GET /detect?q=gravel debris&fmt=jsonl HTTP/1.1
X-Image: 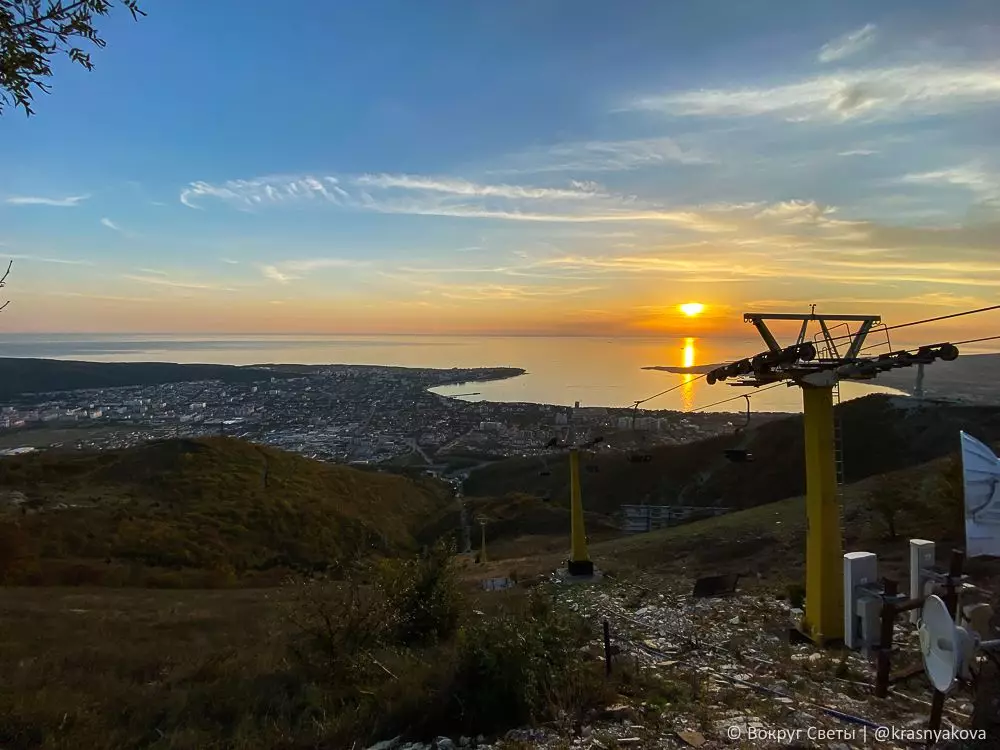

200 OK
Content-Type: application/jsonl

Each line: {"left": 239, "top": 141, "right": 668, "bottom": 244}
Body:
{"left": 366, "top": 573, "right": 976, "bottom": 749}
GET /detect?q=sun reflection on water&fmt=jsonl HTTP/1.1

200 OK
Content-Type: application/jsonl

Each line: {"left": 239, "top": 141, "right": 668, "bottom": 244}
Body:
{"left": 681, "top": 337, "right": 696, "bottom": 410}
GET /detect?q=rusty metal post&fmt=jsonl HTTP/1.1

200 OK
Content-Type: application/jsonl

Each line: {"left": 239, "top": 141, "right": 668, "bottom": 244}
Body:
{"left": 929, "top": 549, "right": 966, "bottom": 732}
{"left": 603, "top": 619, "right": 612, "bottom": 676}
{"left": 875, "top": 578, "right": 898, "bottom": 698}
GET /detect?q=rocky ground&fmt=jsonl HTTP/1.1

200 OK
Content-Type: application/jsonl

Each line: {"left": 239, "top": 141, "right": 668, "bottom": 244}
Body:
{"left": 366, "top": 572, "right": 982, "bottom": 750}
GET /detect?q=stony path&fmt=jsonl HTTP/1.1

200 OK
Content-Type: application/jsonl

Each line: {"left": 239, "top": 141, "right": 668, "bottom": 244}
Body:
{"left": 367, "top": 575, "right": 980, "bottom": 750}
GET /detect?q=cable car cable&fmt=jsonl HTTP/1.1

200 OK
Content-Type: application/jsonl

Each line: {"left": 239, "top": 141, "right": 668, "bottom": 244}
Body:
{"left": 627, "top": 373, "right": 708, "bottom": 408}
{"left": 821, "top": 304, "right": 1000, "bottom": 348}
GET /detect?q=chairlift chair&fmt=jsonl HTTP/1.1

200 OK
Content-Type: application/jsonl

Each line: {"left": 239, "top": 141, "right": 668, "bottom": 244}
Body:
{"left": 724, "top": 395, "right": 755, "bottom": 463}
{"left": 626, "top": 406, "right": 654, "bottom": 464}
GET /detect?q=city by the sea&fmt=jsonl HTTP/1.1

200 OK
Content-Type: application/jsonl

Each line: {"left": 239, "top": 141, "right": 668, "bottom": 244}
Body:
{"left": 0, "top": 332, "right": 931, "bottom": 413}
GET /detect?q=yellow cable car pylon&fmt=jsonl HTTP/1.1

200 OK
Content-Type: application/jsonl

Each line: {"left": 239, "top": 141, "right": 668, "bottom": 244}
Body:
{"left": 706, "top": 310, "right": 960, "bottom": 645}
{"left": 547, "top": 429, "right": 602, "bottom": 577}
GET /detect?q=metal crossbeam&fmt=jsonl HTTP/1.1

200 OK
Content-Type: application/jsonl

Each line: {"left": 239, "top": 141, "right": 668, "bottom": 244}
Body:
{"left": 743, "top": 312, "right": 882, "bottom": 380}
{"left": 744, "top": 313, "right": 882, "bottom": 322}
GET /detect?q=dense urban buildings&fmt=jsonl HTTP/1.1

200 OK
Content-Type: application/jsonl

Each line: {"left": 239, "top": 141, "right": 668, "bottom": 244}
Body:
{"left": 0, "top": 365, "right": 748, "bottom": 465}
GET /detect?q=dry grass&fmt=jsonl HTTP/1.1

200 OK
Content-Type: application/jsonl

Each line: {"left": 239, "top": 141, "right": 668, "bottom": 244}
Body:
{"left": 0, "top": 437, "right": 454, "bottom": 586}
{"left": 0, "top": 587, "right": 297, "bottom": 749}
{"left": 0, "top": 555, "right": 627, "bottom": 750}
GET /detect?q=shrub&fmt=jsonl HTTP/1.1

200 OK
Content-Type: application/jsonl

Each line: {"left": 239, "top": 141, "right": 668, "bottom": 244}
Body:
{"left": 867, "top": 474, "right": 909, "bottom": 539}
{"left": 285, "top": 576, "right": 395, "bottom": 698}
{"left": 448, "top": 589, "right": 596, "bottom": 733}
{"left": 283, "top": 550, "right": 615, "bottom": 744}
{"left": 377, "top": 538, "right": 464, "bottom": 647}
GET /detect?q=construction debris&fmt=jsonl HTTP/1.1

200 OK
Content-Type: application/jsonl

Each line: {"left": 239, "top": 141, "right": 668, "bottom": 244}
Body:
{"left": 366, "top": 574, "right": 978, "bottom": 749}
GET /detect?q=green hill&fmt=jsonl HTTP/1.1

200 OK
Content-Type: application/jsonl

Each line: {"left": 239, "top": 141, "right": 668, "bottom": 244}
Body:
{"left": 0, "top": 437, "right": 454, "bottom": 586}
{"left": 0, "top": 357, "right": 295, "bottom": 400}
{"left": 464, "top": 394, "right": 1000, "bottom": 516}
{"left": 593, "top": 450, "right": 982, "bottom": 590}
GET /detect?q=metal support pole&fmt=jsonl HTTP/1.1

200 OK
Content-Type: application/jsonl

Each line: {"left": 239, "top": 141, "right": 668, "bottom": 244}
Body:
{"left": 801, "top": 384, "right": 845, "bottom": 644}
{"left": 568, "top": 448, "right": 593, "bottom": 576}
{"left": 909, "top": 539, "right": 935, "bottom": 624}
{"left": 929, "top": 550, "right": 965, "bottom": 732}
{"left": 875, "top": 578, "right": 898, "bottom": 698}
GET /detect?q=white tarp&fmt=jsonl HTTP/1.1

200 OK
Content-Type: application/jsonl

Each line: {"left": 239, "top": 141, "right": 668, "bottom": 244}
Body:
{"left": 961, "top": 431, "right": 1000, "bottom": 557}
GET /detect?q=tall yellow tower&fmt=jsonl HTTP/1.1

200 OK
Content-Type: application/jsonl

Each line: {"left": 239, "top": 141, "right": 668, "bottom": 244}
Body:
{"left": 706, "top": 311, "right": 897, "bottom": 645}
{"left": 800, "top": 378, "right": 844, "bottom": 644}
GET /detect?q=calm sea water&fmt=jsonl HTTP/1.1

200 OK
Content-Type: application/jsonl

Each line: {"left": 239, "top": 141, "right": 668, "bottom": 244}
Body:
{"left": 0, "top": 333, "right": 924, "bottom": 413}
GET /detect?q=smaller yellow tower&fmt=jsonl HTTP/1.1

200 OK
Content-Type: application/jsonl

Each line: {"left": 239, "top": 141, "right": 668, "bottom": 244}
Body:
{"left": 567, "top": 448, "right": 594, "bottom": 576}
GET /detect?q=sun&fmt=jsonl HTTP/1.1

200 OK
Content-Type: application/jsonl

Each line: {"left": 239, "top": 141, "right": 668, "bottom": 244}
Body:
{"left": 679, "top": 302, "right": 705, "bottom": 317}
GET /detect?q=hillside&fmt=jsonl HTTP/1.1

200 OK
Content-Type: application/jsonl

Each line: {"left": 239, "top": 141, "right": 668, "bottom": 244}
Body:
{"left": 464, "top": 394, "right": 1000, "bottom": 516}
{"left": 471, "top": 449, "right": 985, "bottom": 595}
{"left": 876, "top": 352, "right": 1000, "bottom": 405}
{"left": 0, "top": 357, "right": 294, "bottom": 400}
{"left": 0, "top": 437, "right": 454, "bottom": 585}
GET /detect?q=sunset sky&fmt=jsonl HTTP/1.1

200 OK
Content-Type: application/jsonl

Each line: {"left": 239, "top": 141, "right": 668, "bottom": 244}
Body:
{"left": 1, "top": 0, "right": 999, "bottom": 338}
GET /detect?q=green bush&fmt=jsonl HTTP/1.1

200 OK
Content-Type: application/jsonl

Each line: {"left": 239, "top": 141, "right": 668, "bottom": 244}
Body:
{"left": 377, "top": 538, "right": 464, "bottom": 647}
{"left": 283, "top": 550, "right": 615, "bottom": 744}
{"left": 448, "top": 589, "right": 597, "bottom": 732}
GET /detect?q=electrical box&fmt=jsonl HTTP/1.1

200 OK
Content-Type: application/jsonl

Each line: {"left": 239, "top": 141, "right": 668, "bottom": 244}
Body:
{"left": 859, "top": 596, "right": 882, "bottom": 655}
{"left": 909, "top": 539, "right": 936, "bottom": 624}
{"left": 844, "top": 551, "right": 879, "bottom": 650}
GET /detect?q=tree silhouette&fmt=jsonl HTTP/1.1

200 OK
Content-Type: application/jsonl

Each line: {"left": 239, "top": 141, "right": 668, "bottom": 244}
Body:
{"left": 0, "top": 260, "right": 11, "bottom": 312}
{"left": 1, "top": 1, "right": 145, "bottom": 116}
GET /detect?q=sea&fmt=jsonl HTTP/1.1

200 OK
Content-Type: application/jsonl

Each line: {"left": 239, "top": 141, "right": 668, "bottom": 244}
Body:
{"left": 0, "top": 332, "right": 938, "bottom": 414}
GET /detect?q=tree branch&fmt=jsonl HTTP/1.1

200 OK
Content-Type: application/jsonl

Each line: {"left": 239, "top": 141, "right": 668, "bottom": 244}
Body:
{"left": 0, "top": 259, "right": 12, "bottom": 312}
{"left": 11, "top": 2, "right": 96, "bottom": 33}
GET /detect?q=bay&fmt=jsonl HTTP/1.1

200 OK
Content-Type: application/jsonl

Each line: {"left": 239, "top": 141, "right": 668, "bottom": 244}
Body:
{"left": 0, "top": 333, "right": 911, "bottom": 412}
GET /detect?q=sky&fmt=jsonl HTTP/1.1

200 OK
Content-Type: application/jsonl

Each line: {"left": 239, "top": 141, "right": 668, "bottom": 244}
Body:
{"left": 1, "top": 0, "right": 999, "bottom": 339}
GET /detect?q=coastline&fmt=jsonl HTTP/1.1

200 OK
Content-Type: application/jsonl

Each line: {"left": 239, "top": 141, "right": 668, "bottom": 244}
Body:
{"left": 427, "top": 368, "right": 528, "bottom": 399}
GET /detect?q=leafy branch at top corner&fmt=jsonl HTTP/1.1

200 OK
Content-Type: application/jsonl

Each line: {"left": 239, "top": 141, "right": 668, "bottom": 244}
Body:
{"left": 0, "top": 1, "right": 146, "bottom": 116}
{"left": 0, "top": 259, "right": 12, "bottom": 312}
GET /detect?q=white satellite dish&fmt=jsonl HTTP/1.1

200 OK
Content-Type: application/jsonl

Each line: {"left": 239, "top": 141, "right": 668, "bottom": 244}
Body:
{"left": 919, "top": 594, "right": 989, "bottom": 693}
{"left": 960, "top": 432, "right": 1000, "bottom": 558}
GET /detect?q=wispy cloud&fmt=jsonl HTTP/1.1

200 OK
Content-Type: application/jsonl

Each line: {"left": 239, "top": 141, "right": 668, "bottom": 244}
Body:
{"left": 7, "top": 253, "right": 93, "bottom": 266}
{"left": 53, "top": 291, "right": 153, "bottom": 303}
{"left": 838, "top": 149, "right": 878, "bottom": 157}
{"left": 101, "top": 217, "right": 124, "bottom": 232}
{"left": 5, "top": 194, "right": 90, "bottom": 207}
{"left": 354, "top": 173, "right": 608, "bottom": 200}
{"left": 628, "top": 64, "right": 1000, "bottom": 122}
{"left": 259, "top": 257, "right": 369, "bottom": 284}
{"left": 492, "top": 136, "right": 712, "bottom": 174}
{"left": 180, "top": 175, "right": 348, "bottom": 210}
{"left": 817, "top": 23, "right": 877, "bottom": 64}
{"left": 381, "top": 274, "right": 602, "bottom": 301}
{"left": 261, "top": 265, "right": 298, "bottom": 284}
{"left": 122, "top": 274, "right": 237, "bottom": 292}
{"left": 220, "top": 257, "right": 240, "bottom": 265}
{"left": 179, "top": 172, "right": 741, "bottom": 231}
{"left": 896, "top": 164, "right": 1000, "bottom": 200}
{"left": 754, "top": 200, "right": 838, "bottom": 224}
{"left": 436, "top": 284, "right": 601, "bottom": 301}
